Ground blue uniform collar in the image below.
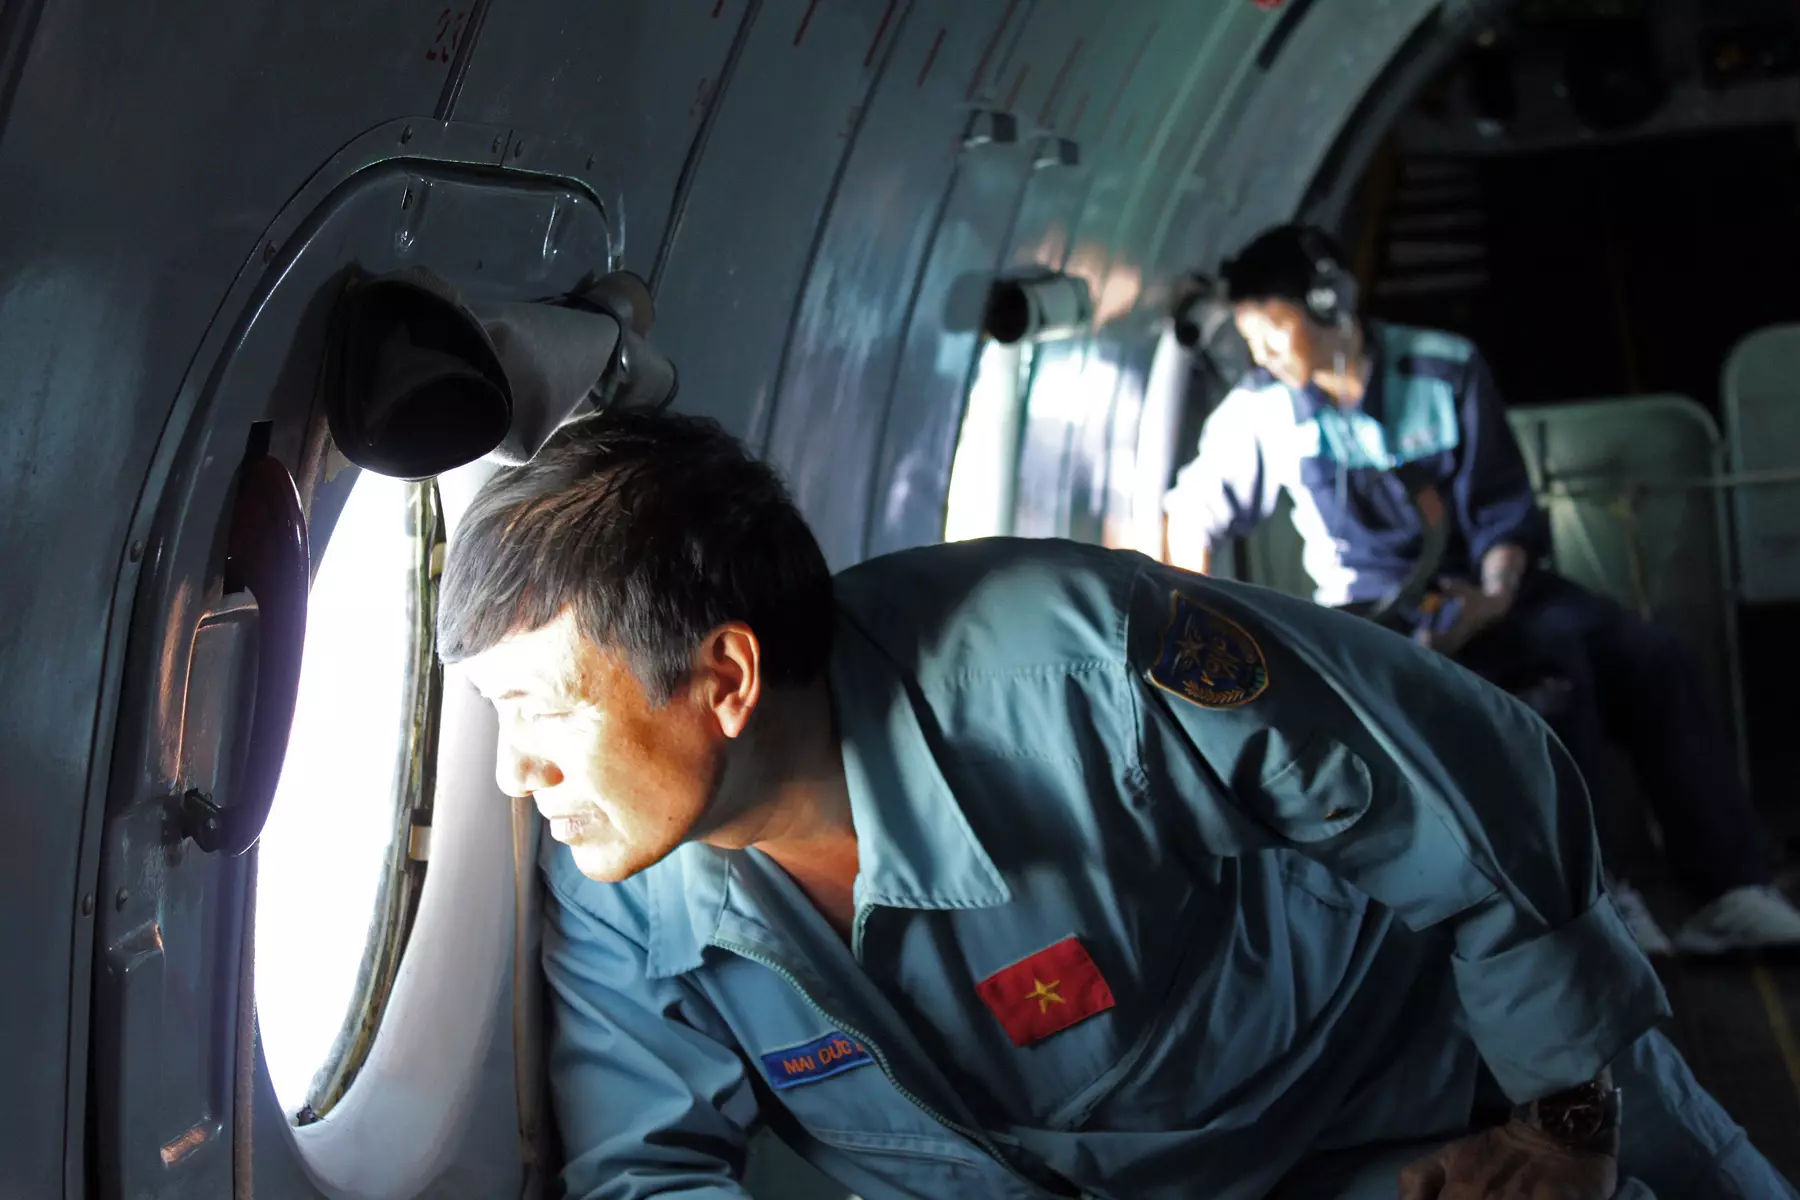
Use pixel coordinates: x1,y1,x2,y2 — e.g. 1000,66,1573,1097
645,844,731,979
831,611,1012,914
643,609,1011,979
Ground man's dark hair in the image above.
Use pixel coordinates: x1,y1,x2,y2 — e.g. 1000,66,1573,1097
1220,223,1349,312
438,409,834,702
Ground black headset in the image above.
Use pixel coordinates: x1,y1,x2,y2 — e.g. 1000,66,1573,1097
1294,226,1359,327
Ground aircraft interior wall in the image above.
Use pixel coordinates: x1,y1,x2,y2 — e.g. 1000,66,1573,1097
0,1,1472,1197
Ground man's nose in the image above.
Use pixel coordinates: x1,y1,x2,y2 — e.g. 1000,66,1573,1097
496,737,563,798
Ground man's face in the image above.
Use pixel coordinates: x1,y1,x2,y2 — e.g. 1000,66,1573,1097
463,610,727,882
1233,298,1321,390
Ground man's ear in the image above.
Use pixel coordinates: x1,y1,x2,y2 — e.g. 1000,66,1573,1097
694,622,762,738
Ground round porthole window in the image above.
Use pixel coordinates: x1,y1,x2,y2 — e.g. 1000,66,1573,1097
254,471,444,1120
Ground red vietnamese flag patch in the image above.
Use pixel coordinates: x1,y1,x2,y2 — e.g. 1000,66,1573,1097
975,936,1116,1048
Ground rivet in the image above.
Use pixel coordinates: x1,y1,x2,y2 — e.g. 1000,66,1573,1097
128,540,143,563
586,153,595,170
262,241,277,263
512,141,525,158
492,135,505,153
114,888,129,911
400,124,414,144
80,894,94,917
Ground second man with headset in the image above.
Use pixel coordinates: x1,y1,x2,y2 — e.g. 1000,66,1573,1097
1162,222,1800,957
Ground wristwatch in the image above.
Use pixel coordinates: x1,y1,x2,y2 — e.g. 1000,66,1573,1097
1515,1073,1621,1154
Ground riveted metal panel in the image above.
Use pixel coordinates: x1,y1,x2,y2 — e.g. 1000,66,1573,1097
646,0,883,451
1012,4,1248,542
759,1,1022,568
449,0,747,276
89,148,608,1198
1108,6,1266,260
926,1,1172,551
0,3,464,1190
862,125,1035,556
995,81,1097,540
978,0,1088,145
1167,0,1441,270
767,1,1022,569
1062,8,1268,547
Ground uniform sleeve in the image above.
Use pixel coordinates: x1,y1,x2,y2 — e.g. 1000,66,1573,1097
543,873,759,1199
1162,387,1279,543
1452,350,1549,563
1126,561,1670,1103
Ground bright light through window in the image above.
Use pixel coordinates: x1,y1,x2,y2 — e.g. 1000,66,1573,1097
944,340,1028,542
255,471,411,1114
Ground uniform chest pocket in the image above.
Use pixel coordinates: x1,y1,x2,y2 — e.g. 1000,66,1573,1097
917,885,1216,1133
1254,731,1373,844
889,934,1132,1132
1297,458,1426,545
702,954,963,1150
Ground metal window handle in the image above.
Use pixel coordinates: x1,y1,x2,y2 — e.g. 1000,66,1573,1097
184,452,310,855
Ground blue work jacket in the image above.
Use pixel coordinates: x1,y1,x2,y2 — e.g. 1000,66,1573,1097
1165,322,1549,606
540,537,1665,1199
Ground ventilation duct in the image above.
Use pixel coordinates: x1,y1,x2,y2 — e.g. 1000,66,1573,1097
327,267,676,480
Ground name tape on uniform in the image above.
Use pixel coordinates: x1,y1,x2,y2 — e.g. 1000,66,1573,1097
760,1032,875,1091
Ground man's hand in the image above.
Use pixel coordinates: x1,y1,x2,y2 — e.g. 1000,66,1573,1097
1417,542,1529,656
1414,577,1512,657
1398,1121,1617,1200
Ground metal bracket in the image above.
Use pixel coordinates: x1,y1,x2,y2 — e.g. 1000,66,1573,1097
1033,135,1081,170
180,789,224,853
962,110,1019,149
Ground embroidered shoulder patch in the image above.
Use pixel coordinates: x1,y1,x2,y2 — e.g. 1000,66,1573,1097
759,1032,874,1091
1149,593,1269,709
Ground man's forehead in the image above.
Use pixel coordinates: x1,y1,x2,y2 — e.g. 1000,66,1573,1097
1236,298,1289,322
463,616,582,701
1237,300,1306,337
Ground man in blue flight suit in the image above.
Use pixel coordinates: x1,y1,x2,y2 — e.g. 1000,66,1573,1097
1163,222,1800,958
440,409,1793,1200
